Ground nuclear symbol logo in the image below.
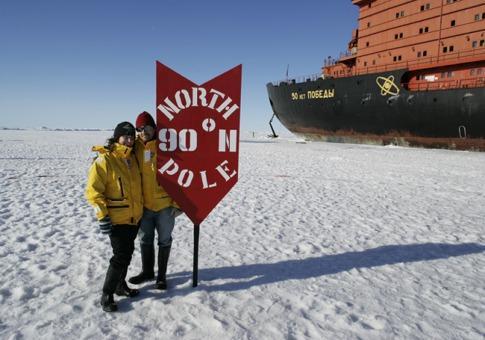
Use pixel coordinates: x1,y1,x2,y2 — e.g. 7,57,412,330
376,75,400,96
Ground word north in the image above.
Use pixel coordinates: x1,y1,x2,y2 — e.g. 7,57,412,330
158,87,239,121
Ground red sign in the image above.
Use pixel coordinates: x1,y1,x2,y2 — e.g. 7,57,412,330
156,62,242,225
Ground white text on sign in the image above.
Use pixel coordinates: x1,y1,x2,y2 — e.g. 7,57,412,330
159,158,237,189
159,129,237,153
158,87,239,121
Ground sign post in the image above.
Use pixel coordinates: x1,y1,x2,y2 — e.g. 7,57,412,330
155,62,242,287
193,224,199,287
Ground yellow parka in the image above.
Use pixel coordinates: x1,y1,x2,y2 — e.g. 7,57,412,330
85,143,143,225
135,137,175,212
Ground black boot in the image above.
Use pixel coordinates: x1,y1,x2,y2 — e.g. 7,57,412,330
102,265,123,296
129,244,155,284
100,293,118,312
115,280,140,297
115,268,140,297
155,246,171,290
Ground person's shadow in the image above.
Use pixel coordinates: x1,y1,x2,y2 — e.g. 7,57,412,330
123,242,484,305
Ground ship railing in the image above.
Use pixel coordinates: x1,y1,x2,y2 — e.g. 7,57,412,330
324,58,338,67
339,50,356,59
404,77,485,91
326,47,485,78
271,73,323,86
271,47,485,86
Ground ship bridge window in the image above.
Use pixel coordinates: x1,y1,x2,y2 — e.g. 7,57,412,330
417,50,427,58
474,13,485,21
450,20,456,27
420,3,430,11
472,41,478,48
442,46,454,53
395,11,405,18
419,27,429,34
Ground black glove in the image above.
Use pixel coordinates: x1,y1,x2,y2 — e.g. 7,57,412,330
99,216,113,235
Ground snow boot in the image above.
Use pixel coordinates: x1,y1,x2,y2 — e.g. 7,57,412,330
100,293,117,312
115,280,140,297
128,244,155,284
155,246,171,290
102,265,123,295
115,268,140,297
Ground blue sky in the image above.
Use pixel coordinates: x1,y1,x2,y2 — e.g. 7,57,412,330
0,0,358,132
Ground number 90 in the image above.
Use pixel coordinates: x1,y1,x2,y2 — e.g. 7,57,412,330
159,128,197,152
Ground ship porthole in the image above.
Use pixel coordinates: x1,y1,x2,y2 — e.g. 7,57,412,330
433,98,437,102
458,126,467,139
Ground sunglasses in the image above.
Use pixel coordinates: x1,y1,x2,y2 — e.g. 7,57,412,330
136,126,155,133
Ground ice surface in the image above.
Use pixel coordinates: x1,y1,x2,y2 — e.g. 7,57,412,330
0,130,484,339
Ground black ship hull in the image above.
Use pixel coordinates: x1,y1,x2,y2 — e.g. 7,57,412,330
267,69,485,150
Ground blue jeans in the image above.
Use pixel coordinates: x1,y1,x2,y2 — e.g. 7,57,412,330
138,207,175,248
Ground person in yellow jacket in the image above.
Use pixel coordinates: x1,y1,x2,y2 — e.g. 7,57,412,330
85,121,143,312
128,111,179,290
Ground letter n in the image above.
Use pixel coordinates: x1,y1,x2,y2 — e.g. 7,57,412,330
218,130,237,152
157,98,181,121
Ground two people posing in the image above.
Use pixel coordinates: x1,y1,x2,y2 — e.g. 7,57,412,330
85,112,178,312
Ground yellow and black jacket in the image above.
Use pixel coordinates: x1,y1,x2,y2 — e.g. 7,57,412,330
86,143,143,225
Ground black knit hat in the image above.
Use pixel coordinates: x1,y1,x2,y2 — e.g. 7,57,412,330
113,121,135,141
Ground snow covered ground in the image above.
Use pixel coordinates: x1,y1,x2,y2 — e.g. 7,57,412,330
0,130,484,340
